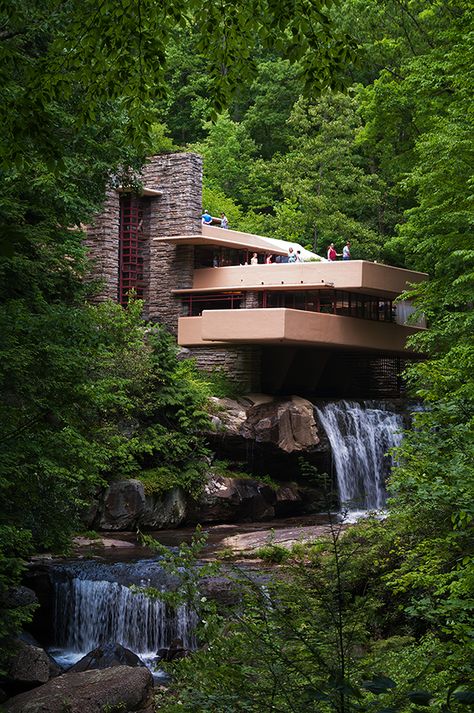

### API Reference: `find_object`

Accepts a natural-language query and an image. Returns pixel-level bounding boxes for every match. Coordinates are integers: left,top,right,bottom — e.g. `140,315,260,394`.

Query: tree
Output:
1,0,355,170
193,113,259,206
241,58,303,159
271,92,385,257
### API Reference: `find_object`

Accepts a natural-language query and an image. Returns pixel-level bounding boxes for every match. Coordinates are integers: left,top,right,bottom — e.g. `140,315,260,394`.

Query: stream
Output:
41,400,404,678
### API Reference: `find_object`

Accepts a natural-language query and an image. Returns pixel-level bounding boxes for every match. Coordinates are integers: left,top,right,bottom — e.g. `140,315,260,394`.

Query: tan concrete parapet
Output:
153,225,291,255
184,260,426,298
178,308,424,355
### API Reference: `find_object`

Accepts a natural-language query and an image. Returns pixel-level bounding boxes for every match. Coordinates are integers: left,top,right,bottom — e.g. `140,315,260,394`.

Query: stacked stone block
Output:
84,190,121,302
141,153,202,330
85,153,263,392
187,346,262,393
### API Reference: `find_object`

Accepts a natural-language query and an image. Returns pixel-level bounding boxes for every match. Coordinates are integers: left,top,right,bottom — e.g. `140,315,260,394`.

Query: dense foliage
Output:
156,520,471,712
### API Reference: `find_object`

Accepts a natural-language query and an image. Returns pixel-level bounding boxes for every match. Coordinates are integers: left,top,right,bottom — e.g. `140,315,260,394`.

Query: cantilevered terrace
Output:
154,224,426,357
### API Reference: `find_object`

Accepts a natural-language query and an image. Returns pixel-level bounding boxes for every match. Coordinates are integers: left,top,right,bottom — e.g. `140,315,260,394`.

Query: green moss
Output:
211,460,279,490
137,465,205,498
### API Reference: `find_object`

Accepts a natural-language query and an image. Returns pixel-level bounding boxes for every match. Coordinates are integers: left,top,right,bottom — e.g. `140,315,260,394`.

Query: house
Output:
86,153,426,396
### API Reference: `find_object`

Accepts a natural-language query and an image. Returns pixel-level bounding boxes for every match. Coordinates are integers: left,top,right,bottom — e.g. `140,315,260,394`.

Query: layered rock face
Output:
95,480,187,531
88,395,329,531
210,395,322,452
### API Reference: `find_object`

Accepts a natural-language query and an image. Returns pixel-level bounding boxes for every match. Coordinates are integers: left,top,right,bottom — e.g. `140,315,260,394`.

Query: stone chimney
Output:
84,152,203,333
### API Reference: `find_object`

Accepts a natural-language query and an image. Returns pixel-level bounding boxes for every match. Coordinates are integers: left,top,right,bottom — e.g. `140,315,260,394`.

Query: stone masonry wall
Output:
141,153,202,330
186,346,262,393
84,190,120,301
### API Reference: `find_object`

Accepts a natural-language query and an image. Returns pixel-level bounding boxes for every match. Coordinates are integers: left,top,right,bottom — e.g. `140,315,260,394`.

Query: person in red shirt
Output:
327,242,338,261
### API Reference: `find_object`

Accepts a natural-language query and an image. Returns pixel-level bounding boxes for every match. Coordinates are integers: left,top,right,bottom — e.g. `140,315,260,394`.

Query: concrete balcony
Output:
185,261,425,299
178,308,422,355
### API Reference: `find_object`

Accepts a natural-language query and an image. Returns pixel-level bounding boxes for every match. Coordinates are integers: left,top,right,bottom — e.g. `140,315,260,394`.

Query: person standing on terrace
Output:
202,210,212,225
220,212,228,229
250,252,258,265
288,246,297,263
327,242,338,261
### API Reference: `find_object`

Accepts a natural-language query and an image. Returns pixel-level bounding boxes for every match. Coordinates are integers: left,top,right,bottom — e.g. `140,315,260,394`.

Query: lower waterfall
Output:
314,400,404,514
49,559,197,671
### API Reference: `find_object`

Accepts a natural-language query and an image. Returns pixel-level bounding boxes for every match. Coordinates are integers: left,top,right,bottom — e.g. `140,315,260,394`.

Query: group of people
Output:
327,241,351,261
202,210,352,263
202,210,228,229
249,247,303,265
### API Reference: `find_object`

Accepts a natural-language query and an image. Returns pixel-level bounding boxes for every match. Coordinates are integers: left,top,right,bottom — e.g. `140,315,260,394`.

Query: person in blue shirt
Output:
288,246,297,263
202,210,212,224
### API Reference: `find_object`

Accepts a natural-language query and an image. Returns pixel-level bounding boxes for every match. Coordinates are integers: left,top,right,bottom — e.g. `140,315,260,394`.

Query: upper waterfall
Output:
314,400,404,513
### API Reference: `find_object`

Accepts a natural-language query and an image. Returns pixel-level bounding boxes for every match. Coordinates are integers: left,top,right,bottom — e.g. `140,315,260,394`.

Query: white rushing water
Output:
50,559,197,673
315,400,404,516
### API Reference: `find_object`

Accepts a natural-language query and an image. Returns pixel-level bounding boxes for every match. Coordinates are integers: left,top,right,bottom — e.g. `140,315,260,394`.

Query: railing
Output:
180,289,394,323
181,292,243,316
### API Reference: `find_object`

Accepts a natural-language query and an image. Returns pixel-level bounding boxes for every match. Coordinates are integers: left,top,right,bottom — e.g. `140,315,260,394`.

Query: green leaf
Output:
407,691,433,706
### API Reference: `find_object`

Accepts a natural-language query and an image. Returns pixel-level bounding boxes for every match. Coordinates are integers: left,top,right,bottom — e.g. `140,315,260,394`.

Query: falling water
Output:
314,400,404,514
49,559,197,670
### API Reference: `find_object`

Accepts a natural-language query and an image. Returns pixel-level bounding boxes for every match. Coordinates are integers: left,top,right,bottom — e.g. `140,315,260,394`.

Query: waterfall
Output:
314,400,403,513
50,559,197,669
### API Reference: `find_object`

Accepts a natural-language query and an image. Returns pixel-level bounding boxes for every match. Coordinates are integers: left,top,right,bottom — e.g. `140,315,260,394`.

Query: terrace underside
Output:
260,347,412,398
179,309,423,397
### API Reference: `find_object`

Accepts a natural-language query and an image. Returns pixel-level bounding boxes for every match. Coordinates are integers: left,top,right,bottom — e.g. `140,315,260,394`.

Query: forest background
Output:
0,0,472,710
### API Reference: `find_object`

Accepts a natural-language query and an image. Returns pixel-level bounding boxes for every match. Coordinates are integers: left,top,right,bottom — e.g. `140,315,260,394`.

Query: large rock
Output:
141,487,187,528
210,395,321,453
68,643,145,673
188,474,306,523
96,479,146,530
7,640,55,687
95,480,188,531
189,475,274,522
6,586,38,610
208,396,252,437
3,665,154,713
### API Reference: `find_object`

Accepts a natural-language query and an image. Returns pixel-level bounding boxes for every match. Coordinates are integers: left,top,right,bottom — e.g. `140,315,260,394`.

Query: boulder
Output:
210,395,321,453
6,586,38,610
243,396,320,452
68,643,145,673
157,638,190,662
188,474,276,523
95,481,188,531
3,665,154,713
141,487,187,529
209,396,252,437
7,640,54,687
188,475,310,523
96,479,146,530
